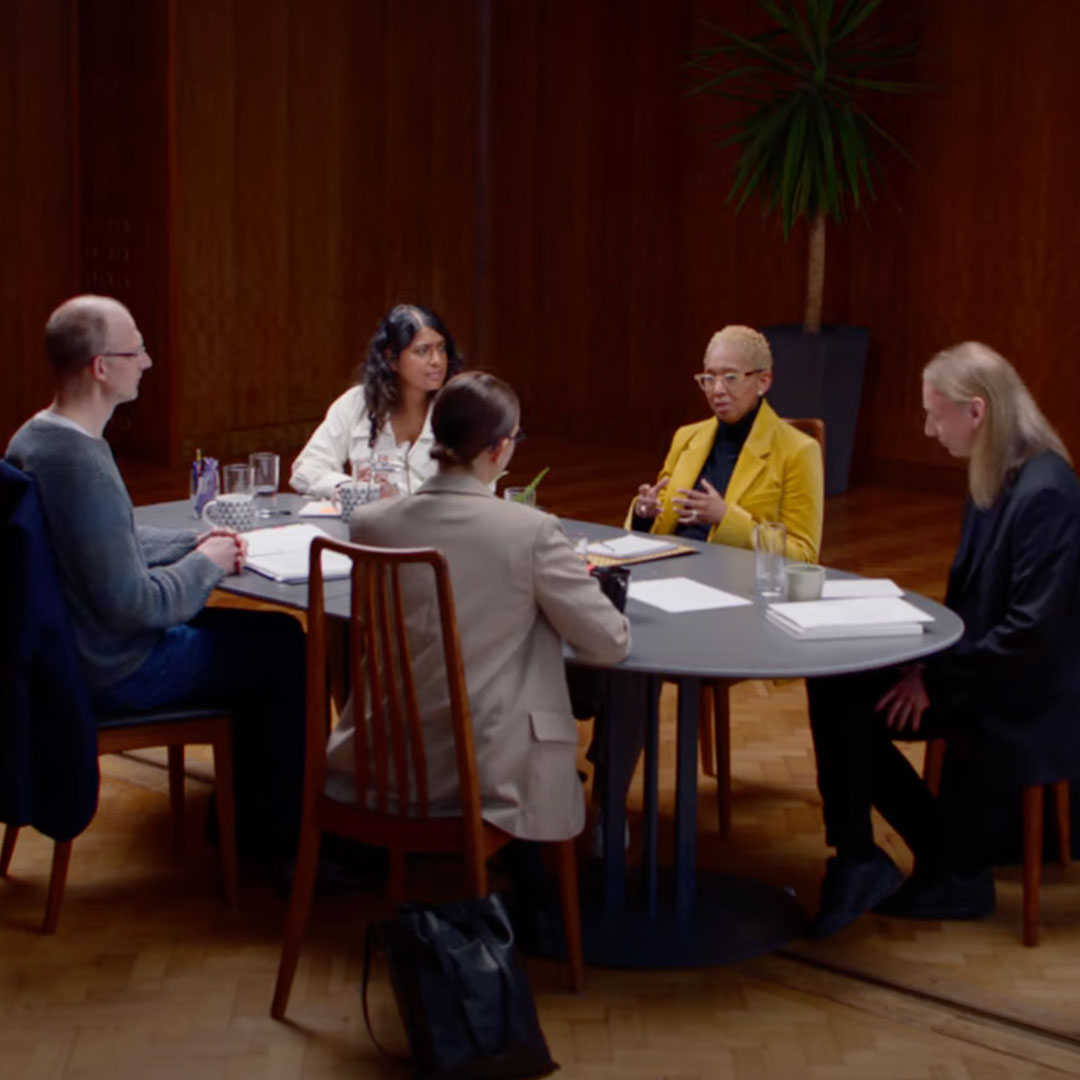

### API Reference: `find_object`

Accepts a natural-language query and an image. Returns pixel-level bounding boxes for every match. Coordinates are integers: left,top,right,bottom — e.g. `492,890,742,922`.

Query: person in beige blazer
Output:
324,371,631,843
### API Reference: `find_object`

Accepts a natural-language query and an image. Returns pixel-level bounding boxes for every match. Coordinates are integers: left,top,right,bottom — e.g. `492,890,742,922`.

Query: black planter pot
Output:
762,324,870,496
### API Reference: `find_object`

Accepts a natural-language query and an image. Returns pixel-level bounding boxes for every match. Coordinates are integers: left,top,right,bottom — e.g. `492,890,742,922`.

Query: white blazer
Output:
324,470,631,841
289,386,437,498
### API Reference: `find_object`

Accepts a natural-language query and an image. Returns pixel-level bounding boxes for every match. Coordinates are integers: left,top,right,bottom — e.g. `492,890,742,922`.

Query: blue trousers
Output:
93,607,307,859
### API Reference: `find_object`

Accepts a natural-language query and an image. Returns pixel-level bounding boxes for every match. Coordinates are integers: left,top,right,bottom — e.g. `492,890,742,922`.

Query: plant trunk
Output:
803,211,826,334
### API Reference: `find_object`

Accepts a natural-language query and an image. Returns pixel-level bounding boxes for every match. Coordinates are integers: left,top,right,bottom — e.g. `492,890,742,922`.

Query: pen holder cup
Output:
590,564,631,613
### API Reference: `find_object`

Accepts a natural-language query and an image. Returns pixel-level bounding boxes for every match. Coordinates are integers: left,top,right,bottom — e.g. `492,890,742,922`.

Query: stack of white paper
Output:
245,523,352,584
820,578,904,599
766,597,933,639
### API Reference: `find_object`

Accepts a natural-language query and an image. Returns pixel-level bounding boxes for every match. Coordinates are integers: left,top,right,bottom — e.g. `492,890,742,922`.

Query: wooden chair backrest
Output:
782,417,826,466
305,537,486,872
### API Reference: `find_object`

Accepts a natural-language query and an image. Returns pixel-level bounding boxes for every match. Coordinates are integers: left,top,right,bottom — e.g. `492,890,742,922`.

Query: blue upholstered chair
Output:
0,461,238,931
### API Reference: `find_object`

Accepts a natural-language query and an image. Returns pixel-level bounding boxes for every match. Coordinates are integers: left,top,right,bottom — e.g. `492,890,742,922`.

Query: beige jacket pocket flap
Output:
529,710,578,743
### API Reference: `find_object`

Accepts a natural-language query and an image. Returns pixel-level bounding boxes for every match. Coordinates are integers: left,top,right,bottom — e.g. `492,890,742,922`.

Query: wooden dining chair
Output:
1,707,239,932
271,538,585,1021
923,738,1071,947
697,417,827,837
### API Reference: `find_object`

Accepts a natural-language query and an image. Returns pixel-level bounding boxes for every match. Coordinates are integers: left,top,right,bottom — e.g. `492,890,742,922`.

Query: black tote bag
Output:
363,894,557,1079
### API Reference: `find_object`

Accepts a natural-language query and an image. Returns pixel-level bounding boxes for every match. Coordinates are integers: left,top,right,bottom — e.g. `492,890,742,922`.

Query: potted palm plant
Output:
688,0,923,493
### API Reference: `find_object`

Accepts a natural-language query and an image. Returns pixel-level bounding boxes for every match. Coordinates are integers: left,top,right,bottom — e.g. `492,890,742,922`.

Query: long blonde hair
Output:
923,342,1070,509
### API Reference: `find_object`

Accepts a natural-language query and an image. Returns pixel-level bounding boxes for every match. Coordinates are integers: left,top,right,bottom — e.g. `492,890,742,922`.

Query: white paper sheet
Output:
820,578,903,599
587,534,678,558
627,576,752,614
244,523,351,583
297,499,341,518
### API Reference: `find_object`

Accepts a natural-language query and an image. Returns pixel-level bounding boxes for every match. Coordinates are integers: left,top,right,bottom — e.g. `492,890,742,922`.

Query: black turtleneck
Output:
633,400,762,541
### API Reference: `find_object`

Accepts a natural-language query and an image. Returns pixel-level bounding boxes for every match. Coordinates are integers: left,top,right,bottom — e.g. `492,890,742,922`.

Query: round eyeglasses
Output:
693,369,765,391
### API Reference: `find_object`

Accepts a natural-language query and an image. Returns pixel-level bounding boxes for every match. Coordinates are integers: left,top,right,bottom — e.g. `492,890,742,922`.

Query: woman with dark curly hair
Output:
290,303,465,498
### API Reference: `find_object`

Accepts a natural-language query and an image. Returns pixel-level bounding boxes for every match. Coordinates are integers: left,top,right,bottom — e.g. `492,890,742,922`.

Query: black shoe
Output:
874,868,995,920
811,848,904,938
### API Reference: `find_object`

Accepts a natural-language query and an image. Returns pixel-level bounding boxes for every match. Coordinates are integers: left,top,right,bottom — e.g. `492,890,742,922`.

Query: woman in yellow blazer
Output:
628,325,823,563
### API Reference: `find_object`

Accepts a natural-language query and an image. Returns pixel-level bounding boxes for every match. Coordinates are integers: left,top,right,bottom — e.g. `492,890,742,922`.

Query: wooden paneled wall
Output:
3,1,1079,481
0,0,77,446
174,0,478,465
77,0,174,464
848,0,1080,475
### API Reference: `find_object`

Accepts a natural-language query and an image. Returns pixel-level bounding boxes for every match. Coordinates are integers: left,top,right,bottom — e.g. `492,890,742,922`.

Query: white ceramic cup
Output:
202,492,257,532
784,562,825,601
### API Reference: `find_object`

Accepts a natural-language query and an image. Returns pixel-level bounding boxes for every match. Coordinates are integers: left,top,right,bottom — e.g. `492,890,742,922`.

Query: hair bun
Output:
430,443,460,464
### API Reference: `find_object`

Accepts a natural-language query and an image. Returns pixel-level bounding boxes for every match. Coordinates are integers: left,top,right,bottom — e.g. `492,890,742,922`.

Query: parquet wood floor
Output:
3,447,1079,1078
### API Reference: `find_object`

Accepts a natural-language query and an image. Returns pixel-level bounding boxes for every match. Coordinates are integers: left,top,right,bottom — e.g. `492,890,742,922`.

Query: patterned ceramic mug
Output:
333,481,377,522
202,492,257,532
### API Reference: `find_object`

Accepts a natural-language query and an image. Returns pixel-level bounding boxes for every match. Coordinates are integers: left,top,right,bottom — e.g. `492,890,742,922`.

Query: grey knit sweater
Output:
6,416,226,689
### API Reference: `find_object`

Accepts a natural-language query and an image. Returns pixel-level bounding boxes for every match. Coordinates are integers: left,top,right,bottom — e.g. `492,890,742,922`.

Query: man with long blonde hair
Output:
808,342,1080,936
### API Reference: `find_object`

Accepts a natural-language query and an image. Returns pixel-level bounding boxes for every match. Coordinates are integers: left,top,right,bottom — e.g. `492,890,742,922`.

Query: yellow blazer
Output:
626,399,824,563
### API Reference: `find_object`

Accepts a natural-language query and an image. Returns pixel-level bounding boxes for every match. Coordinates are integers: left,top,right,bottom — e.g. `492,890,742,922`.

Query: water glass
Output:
369,449,408,497
223,463,253,496
504,486,536,506
753,521,787,599
249,452,280,496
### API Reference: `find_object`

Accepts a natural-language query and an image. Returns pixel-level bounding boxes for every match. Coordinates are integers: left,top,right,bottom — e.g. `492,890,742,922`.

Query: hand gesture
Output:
875,665,929,732
634,477,668,519
672,478,727,527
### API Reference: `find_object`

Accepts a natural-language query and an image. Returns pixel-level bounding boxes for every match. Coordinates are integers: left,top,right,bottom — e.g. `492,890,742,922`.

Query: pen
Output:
261,509,293,516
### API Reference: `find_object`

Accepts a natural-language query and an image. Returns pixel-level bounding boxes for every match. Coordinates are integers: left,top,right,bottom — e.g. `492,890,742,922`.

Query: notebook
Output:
244,523,352,584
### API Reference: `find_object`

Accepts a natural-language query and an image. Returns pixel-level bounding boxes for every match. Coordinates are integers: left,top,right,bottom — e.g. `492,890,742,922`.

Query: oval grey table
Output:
555,519,962,966
135,497,963,966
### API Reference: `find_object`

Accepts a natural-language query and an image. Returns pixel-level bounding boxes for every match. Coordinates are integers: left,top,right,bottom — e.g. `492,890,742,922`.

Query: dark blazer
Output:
927,451,1080,786
0,461,99,842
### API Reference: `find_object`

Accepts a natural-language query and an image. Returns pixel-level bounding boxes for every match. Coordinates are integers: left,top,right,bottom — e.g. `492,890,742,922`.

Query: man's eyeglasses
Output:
100,343,149,359
693,369,765,391
511,428,526,445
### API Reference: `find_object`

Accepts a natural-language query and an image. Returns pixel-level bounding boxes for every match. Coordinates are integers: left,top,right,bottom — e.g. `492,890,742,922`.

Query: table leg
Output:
571,667,805,969
642,675,661,918
674,676,700,924
600,670,631,910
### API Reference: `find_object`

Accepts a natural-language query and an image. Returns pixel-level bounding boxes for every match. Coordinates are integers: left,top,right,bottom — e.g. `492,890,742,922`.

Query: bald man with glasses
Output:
5,294,307,866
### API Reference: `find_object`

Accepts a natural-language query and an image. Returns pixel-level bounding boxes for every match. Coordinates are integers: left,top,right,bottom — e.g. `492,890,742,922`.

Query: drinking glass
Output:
249,452,280,496
369,448,408,498
753,521,787,599
504,486,536,506
223,463,253,496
